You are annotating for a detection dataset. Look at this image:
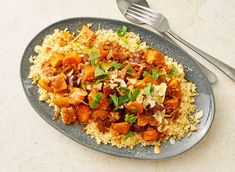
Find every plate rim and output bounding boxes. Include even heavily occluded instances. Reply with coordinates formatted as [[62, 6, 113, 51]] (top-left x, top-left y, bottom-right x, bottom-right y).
[[20, 17, 215, 160]]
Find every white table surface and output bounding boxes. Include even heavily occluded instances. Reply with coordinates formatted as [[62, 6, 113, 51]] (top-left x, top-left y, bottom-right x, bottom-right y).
[[1, 0, 235, 171]]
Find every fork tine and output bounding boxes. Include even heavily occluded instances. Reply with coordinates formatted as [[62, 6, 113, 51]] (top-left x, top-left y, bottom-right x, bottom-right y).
[[125, 10, 155, 27], [132, 3, 160, 15], [129, 5, 160, 19], [126, 9, 157, 23]]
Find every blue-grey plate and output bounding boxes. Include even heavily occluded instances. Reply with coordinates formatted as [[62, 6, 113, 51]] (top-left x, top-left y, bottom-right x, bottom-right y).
[[20, 17, 215, 160]]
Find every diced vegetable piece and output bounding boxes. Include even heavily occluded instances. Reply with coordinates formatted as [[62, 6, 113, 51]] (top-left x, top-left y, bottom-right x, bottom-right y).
[[52, 97, 71, 107], [137, 114, 157, 127], [168, 78, 180, 90], [145, 49, 164, 65], [164, 98, 179, 110], [143, 75, 157, 85], [63, 52, 82, 66], [38, 79, 52, 92], [126, 101, 144, 114], [134, 80, 146, 88], [62, 31, 74, 40], [76, 104, 91, 123], [112, 122, 131, 135], [88, 90, 96, 105], [79, 26, 97, 47], [142, 129, 159, 141], [82, 65, 95, 81], [99, 43, 109, 58], [61, 107, 76, 124], [49, 52, 64, 68], [50, 74, 67, 93], [59, 31, 74, 46], [91, 110, 110, 120], [137, 114, 149, 127], [69, 88, 87, 104], [167, 78, 183, 99], [98, 95, 109, 110]]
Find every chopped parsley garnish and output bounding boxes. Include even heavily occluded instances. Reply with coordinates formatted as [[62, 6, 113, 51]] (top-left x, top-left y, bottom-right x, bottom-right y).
[[94, 67, 108, 83], [151, 69, 160, 80], [89, 51, 100, 65], [126, 66, 132, 75], [117, 87, 130, 95], [116, 26, 128, 37], [95, 75, 108, 84], [168, 65, 178, 78], [90, 93, 103, 109], [94, 67, 108, 77], [111, 62, 122, 69], [144, 83, 154, 96], [118, 96, 129, 105], [142, 71, 149, 77], [110, 94, 119, 110], [110, 95, 129, 110], [102, 62, 122, 71], [142, 69, 164, 80], [111, 87, 140, 107], [124, 114, 137, 123], [123, 131, 136, 141], [128, 88, 140, 101]]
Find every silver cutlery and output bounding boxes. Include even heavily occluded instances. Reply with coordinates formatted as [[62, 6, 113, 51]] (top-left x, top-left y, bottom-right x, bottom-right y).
[[116, 0, 217, 84], [125, 3, 235, 81]]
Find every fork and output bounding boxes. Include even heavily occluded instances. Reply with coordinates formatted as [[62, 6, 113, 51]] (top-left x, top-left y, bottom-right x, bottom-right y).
[[125, 3, 235, 81]]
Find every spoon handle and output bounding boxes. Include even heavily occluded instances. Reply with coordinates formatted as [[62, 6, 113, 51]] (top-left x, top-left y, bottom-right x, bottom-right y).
[[167, 29, 235, 81]]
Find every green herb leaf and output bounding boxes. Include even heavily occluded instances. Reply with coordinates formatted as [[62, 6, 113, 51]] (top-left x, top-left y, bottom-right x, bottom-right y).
[[110, 94, 129, 110], [124, 114, 137, 123], [95, 66, 108, 83], [110, 94, 119, 110], [144, 83, 154, 96], [151, 69, 164, 80], [111, 62, 122, 69], [142, 71, 149, 77], [168, 65, 178, 78], [90, 93, 103, 109], [123, 131, 136, 141], [117, 87, 130, 95], [130, 109, 138, 114], [89, 51, 100, 65], [129, 88, 140, 101], [151, 69, 160, 80], [118, 96, 129, 105], [116, 26, 128, 37], [126, 66, 132, 75], [95, 75, 108, 84], [95, 67, 108, 77]]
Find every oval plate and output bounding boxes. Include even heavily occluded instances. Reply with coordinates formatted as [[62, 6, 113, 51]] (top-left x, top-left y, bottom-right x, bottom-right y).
[[21, 17, 215, 160]]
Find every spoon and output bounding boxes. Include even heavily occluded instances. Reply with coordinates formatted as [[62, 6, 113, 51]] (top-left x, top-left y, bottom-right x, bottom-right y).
[[116, 0, 217, 84]]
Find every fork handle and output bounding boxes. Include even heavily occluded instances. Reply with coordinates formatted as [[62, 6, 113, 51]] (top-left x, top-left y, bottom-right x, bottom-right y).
[[167, 29, 235, 81], [160, 33, 217, 84]]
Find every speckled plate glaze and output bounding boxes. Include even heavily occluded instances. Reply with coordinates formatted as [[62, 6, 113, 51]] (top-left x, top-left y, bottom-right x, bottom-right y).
[[20, 17, 215, 160]]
